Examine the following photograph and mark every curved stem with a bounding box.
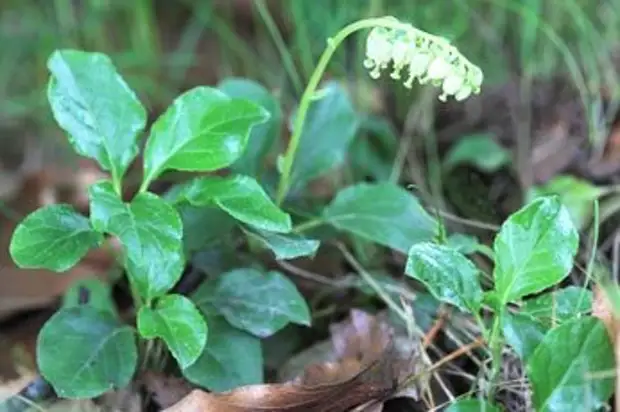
[275,17,420,205]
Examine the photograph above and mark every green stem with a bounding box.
[275,17,422,205]
[255,0,302,94]
[487,311,504,398]
[111,167,123,197]
[292,218,325,233]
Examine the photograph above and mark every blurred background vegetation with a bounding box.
[1,0,618,166]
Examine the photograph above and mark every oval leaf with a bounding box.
[169,175,291,233]
[528,175,606,229]
[37,306,137,399]
[192,268,311,337]
[323,182,438,253]
[182,315,263,392]
[138,294,207,369]
[9,204,103,272]
[242,226,320,260]
[493,196,578,304]
[142,86,269,188]
[63,277,118,317]
[47,50,146,179]
[501,311,546,361]
[406,242,483,313]
[89,181,184,301]
[288,81,360,192]
[521,286,592,327]
[445,399,502,412]
[218,78,281,176]
[443,133,510,172]
[527,317,614,411]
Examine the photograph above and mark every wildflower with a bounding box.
[363,21,483,101]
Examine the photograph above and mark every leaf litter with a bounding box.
[165,309,430,412]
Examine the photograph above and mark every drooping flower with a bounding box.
[363,20,483,102]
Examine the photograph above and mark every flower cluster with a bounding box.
[363,21,483,101]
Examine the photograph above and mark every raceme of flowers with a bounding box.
[363,21,483,102]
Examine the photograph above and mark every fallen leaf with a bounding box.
[592,282,620,412]
[165,310,427,412]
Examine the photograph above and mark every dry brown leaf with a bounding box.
[165,310,427,412]
[592,283,620,411]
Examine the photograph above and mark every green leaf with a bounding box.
[178,205,236,254]
[9,204,103,272]
[527,317,614,412]
[521,286,592,327]
[218,78,281,176]
[288,81,359,191]
[501,311,546,361]
[192,268,311,337]
[63,277,118,317]
[444,398,501,412]
[37,306,137,399]
[137,294,207,369]
[444,398,502,412]
[182,315,262,392]
[47,50,146,180]
[493,196,578,304]
[406,242,483,313]
[142,86,269,188]
[446,233,482,255]
[89,181,184,301]
[528,175,606,229]
[323,182,438,253]
[169,175,291,233]
[349,115,399,182]
[242,226,320,260]
[443,133,510,172]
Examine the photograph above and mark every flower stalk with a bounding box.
[276,16,483,205]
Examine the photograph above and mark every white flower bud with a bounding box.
[426,57,451,80]
[454,84,473,101]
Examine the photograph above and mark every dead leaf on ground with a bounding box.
[592,283,620,411]
[165,309,428,412]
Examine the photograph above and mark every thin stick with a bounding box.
[423,306,450,348]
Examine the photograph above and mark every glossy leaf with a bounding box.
[288,81,360,191]
[192,268,311,337]
[178,205,236,254]
[323,182,438,253]
[242,226,320,260]
[137,294,207,369]
[47,50,146,179]
[218,78,281,176]
[406,242,483,313]
[527,317,614,412]
[501,311,546,361]
[142,86,269,188]
[444,399,502,412]
[443,133,510,172]
[522,286,592,327]
[168,175,291,233]
[9,204,103,272]
[89,181,184,301]
[493,196,578,304]
[182,315,263,392]
[528,175,606,229]
[37,306,137,399]
[63,277,117,317]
